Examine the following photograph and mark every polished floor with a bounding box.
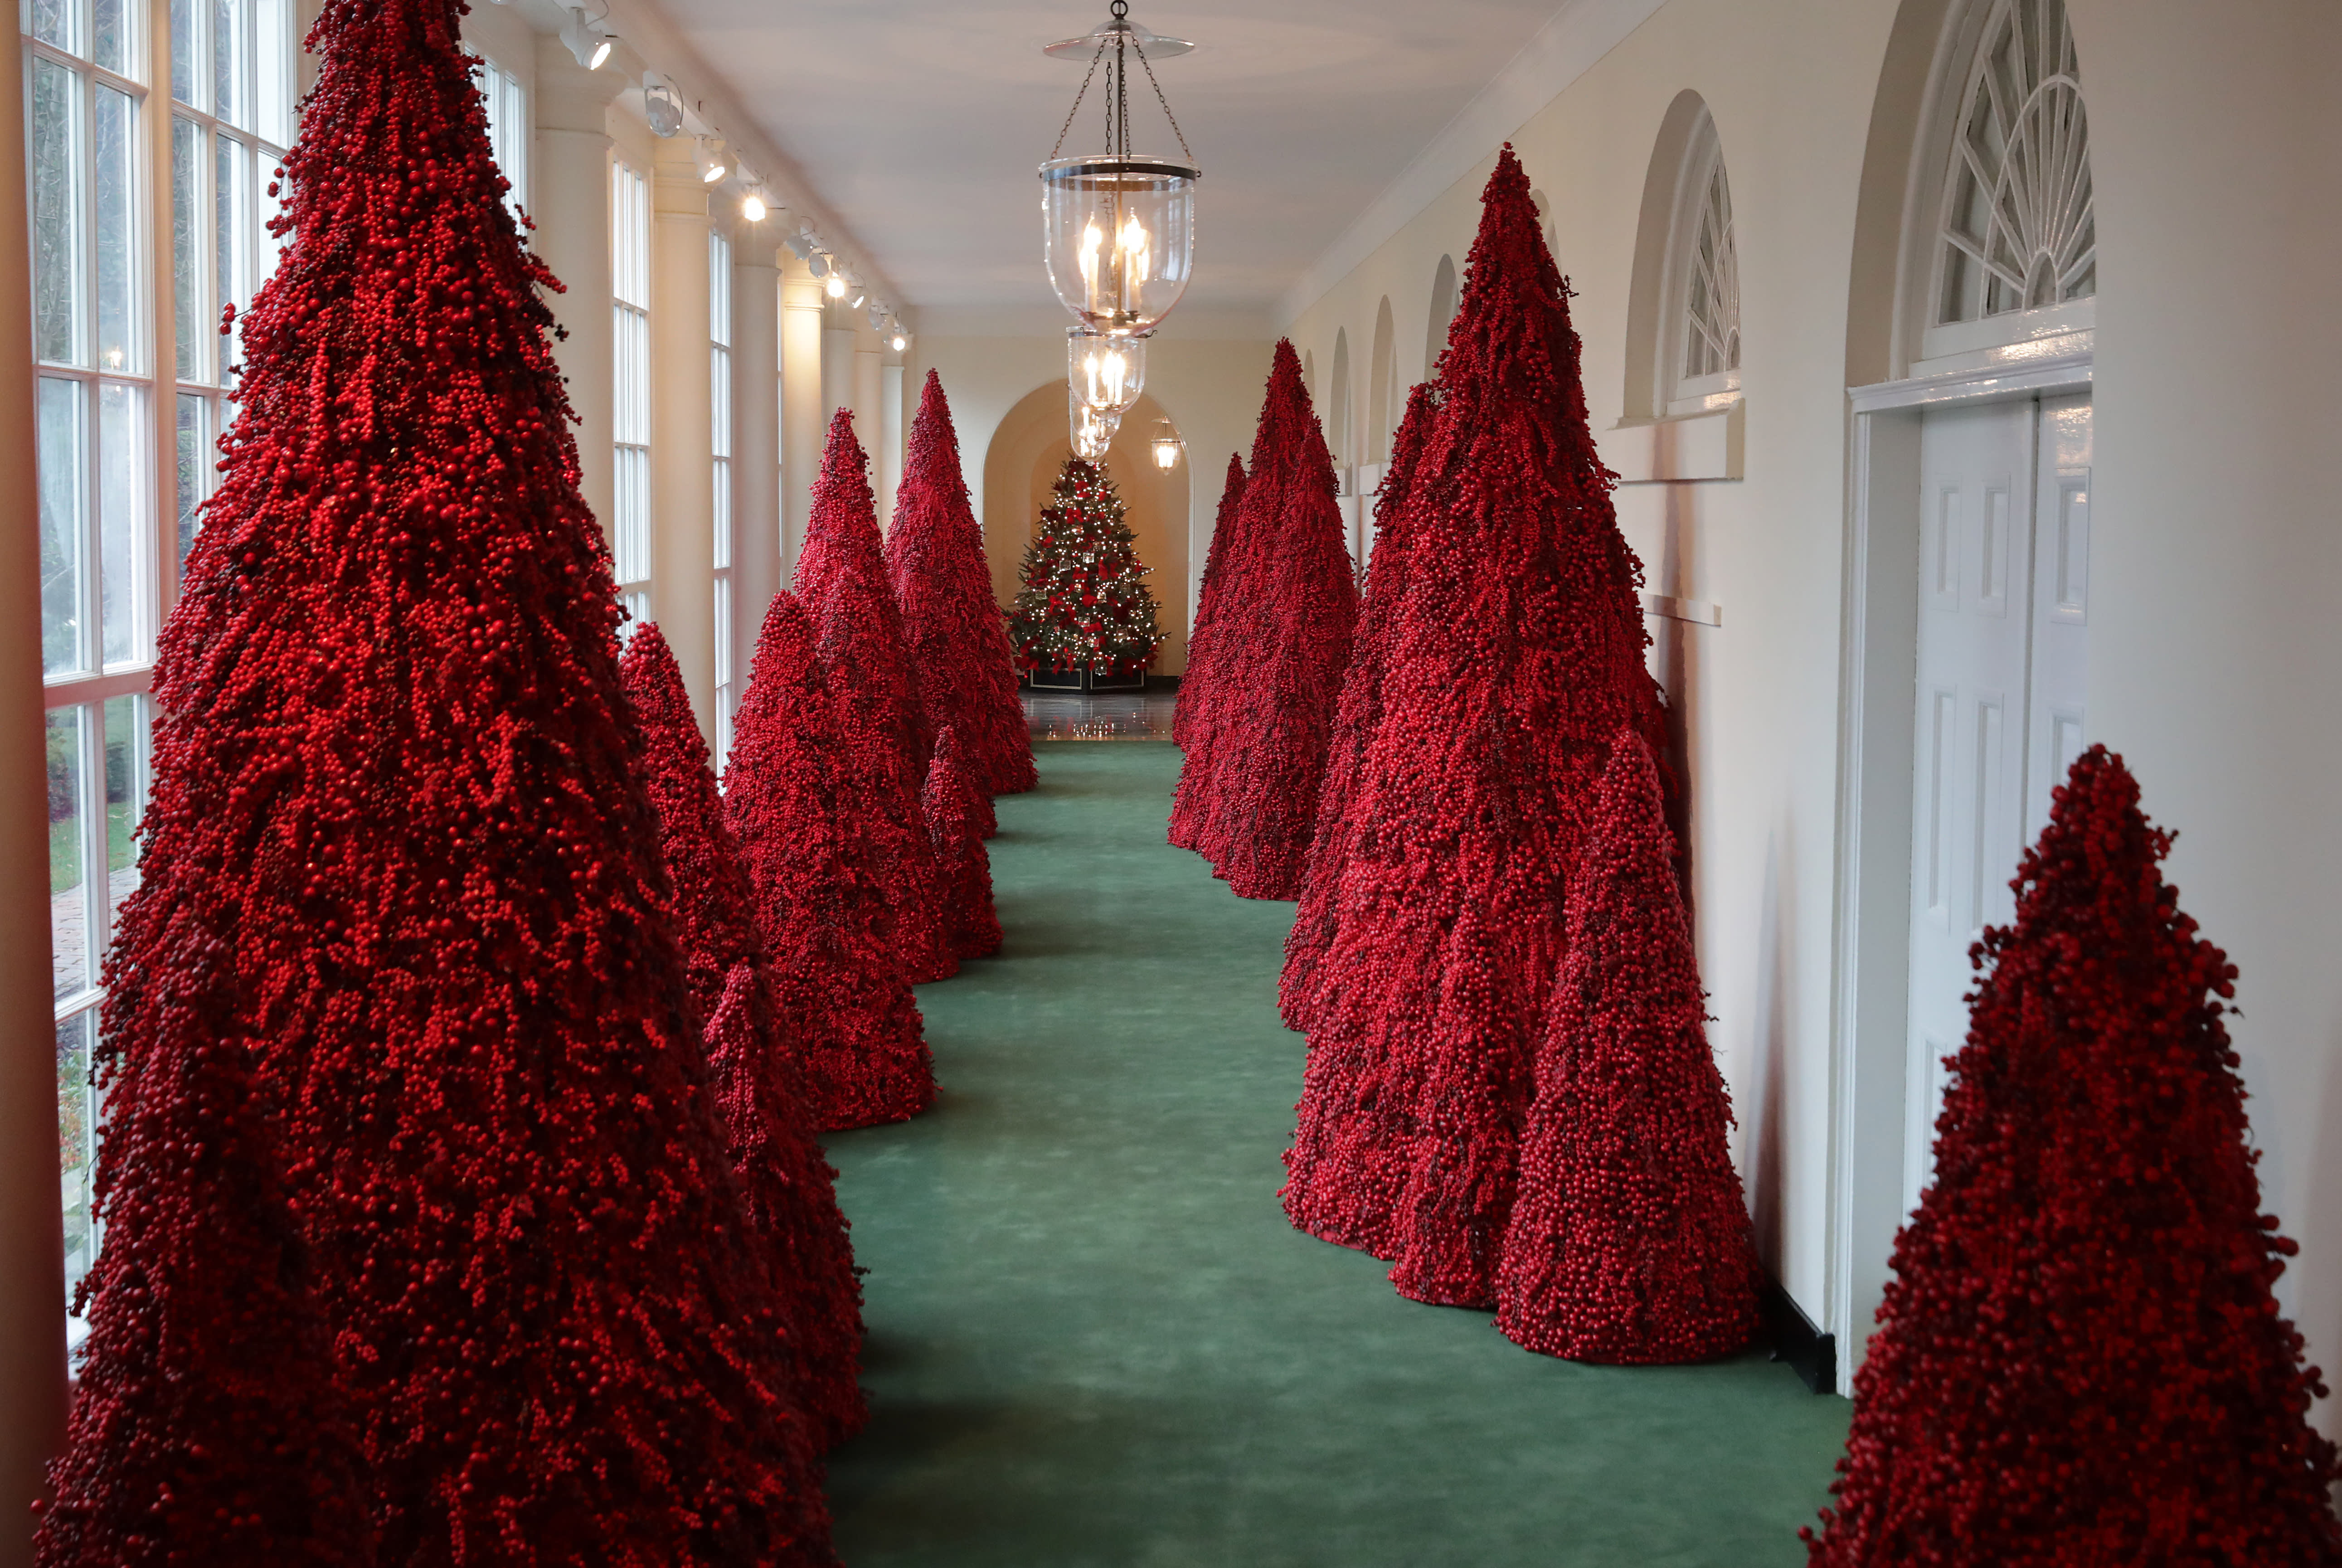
[1022,687,1180,742]
[821,743,1850,1566]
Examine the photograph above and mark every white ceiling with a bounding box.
[647,0,1576,325]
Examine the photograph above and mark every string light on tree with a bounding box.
[1008,457,1163,682]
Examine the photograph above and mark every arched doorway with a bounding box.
[981,383,1193,675]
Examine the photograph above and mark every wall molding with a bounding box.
[1273,0,1669,330]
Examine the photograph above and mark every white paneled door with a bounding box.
[1902,393,2093,1215]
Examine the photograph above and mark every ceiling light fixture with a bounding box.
[742,189,767,223]
[643,78,683,138]
[1042,1,1196,455]
[891,330,908,353]
[1069,325,1145,417]
[694,138,729,184]
[825,273,846,299]
[1150,417,1184,470]
[560,3,615,69]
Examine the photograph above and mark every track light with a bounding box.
[643,79,682,138]
[741,186,767,223]
[560,3,613,69]
[825,274,846,299]
[851,292,865,308]
[695,138,728,184]
[891,330,908,352]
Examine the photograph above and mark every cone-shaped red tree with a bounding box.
[35,1033,372,1566]
[1494,733,1759,1363]
[728,591,935,1130]
[1171,452,1247,751]
[99,1,834,1559]
[923,726,1003,961]
[1182,341,1360,899]
[619,623,866,1449]
[1279,383,1437,1037]
[1281,146,1667,1309]
[1805,747,2342,1564]
[886,370,1036,801]
[797,409,956,983]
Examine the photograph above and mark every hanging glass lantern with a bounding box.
[1070,387,1120,462]
[1040,3,1198,338]
[1149,417,1183,471]
[1069,326,1147,417]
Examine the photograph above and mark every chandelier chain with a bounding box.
[1133,40,1194,165]
[1049,39,1109,160]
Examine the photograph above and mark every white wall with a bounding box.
[1279,0,2342,1420]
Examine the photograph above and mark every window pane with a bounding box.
[97,384,143,668]
[170,0,199,107]
[95,0,131,75]
[216,132,250,381]
[214,0,247,130]
[32,0,77,51]
[173,117,203,381]
[49,707,89,1002]
[32,60,83,367]
[257,0,292,147]
[102,696,146,933]
[39,379,87,677]
[58,1009,98,1311]
[93,86,137,374]
[176,394,209,564]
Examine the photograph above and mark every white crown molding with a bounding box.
[1272,0,1668,331]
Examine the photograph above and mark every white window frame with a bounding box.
[29,0,293,1344]
[1909,0,2096,371]
[709,228,734,759]
[1657,106,1741,417]
[610,157,651,629]
[469,51,526,223]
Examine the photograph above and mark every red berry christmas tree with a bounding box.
[1805,748,2342,1565]
[1171,452,1247,751]
[1280,383,1437,1035]
[1181,340,1360,900]
[1281,147,1667,1310]
[797,409,955,985]
[96,0,835,1559]
[923,726,1003,961]
[35,1030,371,1565]
[1005,458,1164,681]
[728,591,935,1131]
[619,623,866,1449]
[886,371,1036,801]
[1495,733,1759,1363]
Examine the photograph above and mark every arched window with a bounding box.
[1367,296,1396,464]
[1327,328,1351,467]
[1661,106,1739,412]
[1918,0,2093,361]
[1302,348,1316,407]
[1425,253,1458,383]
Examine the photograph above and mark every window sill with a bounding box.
[1601,399,1743,484]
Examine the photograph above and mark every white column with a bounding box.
[879,362,906,531]
[0,24,70,1563]
[854,339,884,516]
[530,37,624,538]
[822,324,856,427]
[651,139,716,738]
[780,258,825,586]
[731,233,781,672]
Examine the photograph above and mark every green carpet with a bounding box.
[823,743,1850,1566]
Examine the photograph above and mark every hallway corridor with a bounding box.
[821,744,1851,1566]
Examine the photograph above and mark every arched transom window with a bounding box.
[1935,0,2094,326]
[1662,107,1739,412]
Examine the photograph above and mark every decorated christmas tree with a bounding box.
[886,371,1037,800]
[1178,340,1359,899]
[1170,452,1247,751]
[1006,458,1163,680]
[1279,383,1437,1037]
[1495,733,1759,1363]
[728,591,935,1130]
[619,623,866,1450]
[1282,146,1667,1309]
[797,409,955,985]
[85,0,835,1559]
[35,1026,371,1565]
[1805,748,2342,1564]
[923,726,1003,961]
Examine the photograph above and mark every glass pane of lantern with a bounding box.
[1041,155,1195,335]
[1069,328,1146,416]
[1069,389,1119,462]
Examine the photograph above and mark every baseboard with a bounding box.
[1762,1276,1838,1395]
